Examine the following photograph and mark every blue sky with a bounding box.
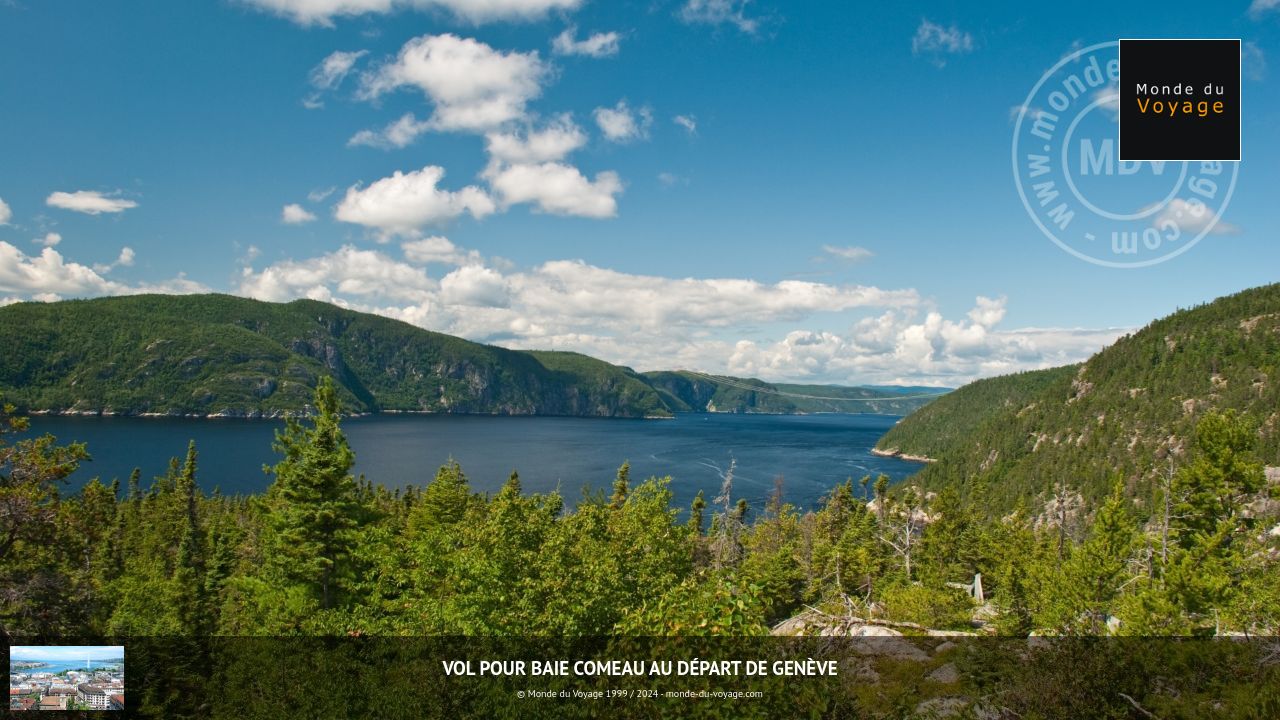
[0,0,1276,385]
[10,645,124,662]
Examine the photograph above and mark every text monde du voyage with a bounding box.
[1133,82,1229,118]
[441,659,838,677]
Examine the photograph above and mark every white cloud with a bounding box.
[912,19,973,66]
[334,165,495,238]
[484,114,586,164]
[1093,82,1119,120]
[308,187,337,203]
[1149,198,1240,236]
[593,100,652,143]
[241,0,583,26]
[727,298,1122,386]
[680,0,759,33]
[673,114,697,135]
[282,203,318,224]
[657,172,688,187]
[552,26,621,58]
[239,244,436,304]
[0,197,10,225]
[1009,104,1045,123]
[359,34,549,133]
[401,235,480,265]
[304,49,368,109]
[34,232,62,247]
[347,112,432,148]
[440,264,510,306]
[46,191,138,215]
[1244,41,1267,81]
[233,240,1120,385]
[0,241,203,299]
[1249,0,1280,18]
[310,49,368,89]
[93,247,136,274]
[821,245,873,263]
[486,162,622,217]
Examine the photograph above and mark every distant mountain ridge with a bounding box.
[0,294,942,419]
[876,282,1280,509]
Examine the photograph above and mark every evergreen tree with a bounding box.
[264,377,360,610]
[172,441,208,632]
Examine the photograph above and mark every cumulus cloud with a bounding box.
[46,191,138,215]
[239,244,436,304]
[821,245,873,263]
[0,197,10,225]
[912,19,973,66]
[593,100,652,143]
[485,162,622,217]
[673,114,697,135]
[34,232,62,248]
[727,298,1123,386]
[440,264,510,306]
[401,235,480,265]
[282,203,318,224]
[0,241,204,299]
[347,112,432,148]
[93,247,136,274]
[335,165,495,238]
[484,114,586,164]
[242,0,583,26]
[1149,198,1240,236]
[235,239,1119,385]
[359,34,548,133]
[680,0,759,33]
[552,26,621,57]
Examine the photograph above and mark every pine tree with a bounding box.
[411,460,471,533]
[172,441,207,632]
[264,377,360,610]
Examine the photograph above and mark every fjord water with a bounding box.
[28,413,920,511]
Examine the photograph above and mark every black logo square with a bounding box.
[1120,39,1240,161]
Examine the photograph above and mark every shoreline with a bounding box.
[870,447,936,463]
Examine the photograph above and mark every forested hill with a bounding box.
[877,282,1280,509]
[0,294,937,418]
[643,371,946,415]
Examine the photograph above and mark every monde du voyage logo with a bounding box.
[1012,40,1241,267]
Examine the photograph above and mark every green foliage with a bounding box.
[0,294,941,421]
[263,377,361,612]
[643,370,943,415]
[878,582,973,630]
[615,573,769,635]
[879,282,1280,512]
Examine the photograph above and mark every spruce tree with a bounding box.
[264,377,359,610]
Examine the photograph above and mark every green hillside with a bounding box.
[0,294,933,419]
[0,294,671,418]
[643,371,944,415]
[879,283,1280,509]
[875,365,1077,460]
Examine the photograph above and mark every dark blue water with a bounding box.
[24,413,921,512]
